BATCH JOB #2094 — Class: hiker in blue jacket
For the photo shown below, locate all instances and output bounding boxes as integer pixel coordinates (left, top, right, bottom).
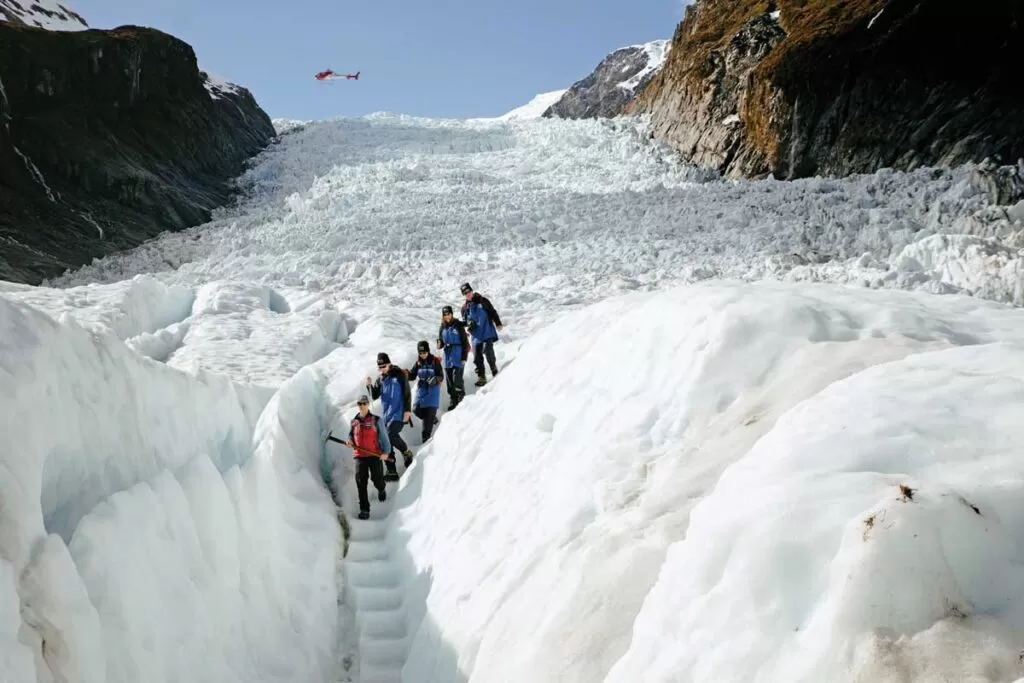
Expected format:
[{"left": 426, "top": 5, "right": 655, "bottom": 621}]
[
  {"left": 365, "top": 352, "right": 413, "bottom": 479},
  {"left": 459, "top": 282, "right": 502, "bottom": 386},
  {"left": 406, "top": 340, "right": 444, "bottom": 442},
  {"left": 436, "top": 305, "right": 470, "bottom": 409}
]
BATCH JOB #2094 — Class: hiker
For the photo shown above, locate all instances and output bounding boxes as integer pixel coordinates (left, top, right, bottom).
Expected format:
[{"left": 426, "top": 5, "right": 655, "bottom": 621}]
[
  {"left": 407, "top": 340, "right": 444, "bottom": 442},
  {"left": 337, "top": 395, "right": 390, "bottom": 520},
  {"left": 436, "top": 304, "right": 470, "bottom": 408},
  {"left": 459, "top": 282, "right": 503, "bottom": 386},
  {"left": 365, "top": 352, "right": 413, "bottom": 479}
]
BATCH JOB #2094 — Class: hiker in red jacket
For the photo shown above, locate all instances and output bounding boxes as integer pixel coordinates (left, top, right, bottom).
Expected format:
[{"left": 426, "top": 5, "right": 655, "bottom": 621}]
[{"left": 342, "top": 394, "right": 392, "bottom": 520}]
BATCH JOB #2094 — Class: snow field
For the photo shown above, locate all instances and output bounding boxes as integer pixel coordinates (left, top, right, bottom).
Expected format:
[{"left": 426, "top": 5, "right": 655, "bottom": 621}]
[
  {"left": 610, "top": 340, "right": 1024, "bottom": 683},
  {"left": 383, "top": 281, "right": 1024, "bottom": 682}
]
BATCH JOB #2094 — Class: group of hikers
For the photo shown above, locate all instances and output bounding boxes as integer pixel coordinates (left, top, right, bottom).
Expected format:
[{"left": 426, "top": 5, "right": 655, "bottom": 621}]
[{"left": 327, "top": 283, "right": 503, "bottom": 519}]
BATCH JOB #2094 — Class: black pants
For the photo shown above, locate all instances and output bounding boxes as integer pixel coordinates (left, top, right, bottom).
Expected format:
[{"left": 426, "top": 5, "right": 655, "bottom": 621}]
[
  {"left": 445, "top": 365, "right": 466, "bottom": 404},
  {"left": 414, "top": 406, "right": 438, "bottom": 441},
  {"left": 473, "top": 340, "right": 498, "bottom": 376},
  {"left": 386, "top": 420, "right": 408, "bottom": 473},
  {"left": 355, "top": 457, "right": 385, "bottom": 513}
]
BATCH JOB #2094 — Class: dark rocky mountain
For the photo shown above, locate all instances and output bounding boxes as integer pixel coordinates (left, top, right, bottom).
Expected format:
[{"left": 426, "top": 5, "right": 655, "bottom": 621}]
[
  {"left": 0, "top": 19, "right": 275, "bottom": 284},
  {"left": 630, "top": 0, "right": 1024, "bottom": 180},
  {"left": 543, "top": 40, "right": 669, "bottom": 119}
]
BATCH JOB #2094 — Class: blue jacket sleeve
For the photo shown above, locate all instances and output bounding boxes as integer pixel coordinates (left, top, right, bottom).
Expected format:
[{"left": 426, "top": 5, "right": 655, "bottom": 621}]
[{"left": 376, "top": 416, "right": 391, "bottom": 454}]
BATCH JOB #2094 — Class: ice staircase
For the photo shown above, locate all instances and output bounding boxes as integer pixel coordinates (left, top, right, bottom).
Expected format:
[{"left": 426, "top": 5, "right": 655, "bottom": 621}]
[{"left": 343, "top": 475, "right": 409, "bottom": 683}]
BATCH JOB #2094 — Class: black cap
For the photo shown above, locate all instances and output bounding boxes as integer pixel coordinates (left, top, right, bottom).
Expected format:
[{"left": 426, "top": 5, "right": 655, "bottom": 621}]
[
  {"left": 442, "top": 305, "right": 453, "bottom": 315},
  {"left": 460, "top": 282, "right": 473, "bottom": 295},
  {"left": 417, "top": 340, "right": 429, "bottom": 353},
  {"left": 377, "top": 352, "right": 390, "bottom": 365}
]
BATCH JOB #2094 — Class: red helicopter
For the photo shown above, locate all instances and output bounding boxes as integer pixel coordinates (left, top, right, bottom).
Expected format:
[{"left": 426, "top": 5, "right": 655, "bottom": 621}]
[{"left": 314, "top": 69, "right": 359, "bottom": 81}]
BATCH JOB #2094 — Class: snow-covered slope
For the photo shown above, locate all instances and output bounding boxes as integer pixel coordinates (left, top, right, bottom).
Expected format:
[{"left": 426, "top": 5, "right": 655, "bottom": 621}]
[
  {"left": 0, "top": 0, "right": 86, "bottom": 30},
  {"left": 4, "top": 112, "right": 1024, "bottom": 683},
  {"left": 202, "top": 71, "right": 243, "bottom": 100},
  {"left": 395, "top": 282, "right": 1024, "bottom": 682},
  {"left": 497, "top": 89, "right": 568, "bottom": 120}
]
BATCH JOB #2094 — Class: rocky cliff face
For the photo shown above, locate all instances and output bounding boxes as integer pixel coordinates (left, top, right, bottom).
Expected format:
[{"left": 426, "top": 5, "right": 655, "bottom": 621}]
[
  {"left": 632, "top": 0, "right": 1024, "bottom": 180},
  {"left": 0, "top": 22, "right": 275, "bottom": 284},
  {"left": 544, "top": 40, "right": 669, "bottom": 119}
]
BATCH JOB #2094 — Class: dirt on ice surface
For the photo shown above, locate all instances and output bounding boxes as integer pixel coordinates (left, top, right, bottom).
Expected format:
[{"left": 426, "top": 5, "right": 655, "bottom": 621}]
[{"left": 4, "top": 112, "right": 1024, "bottom": 683}]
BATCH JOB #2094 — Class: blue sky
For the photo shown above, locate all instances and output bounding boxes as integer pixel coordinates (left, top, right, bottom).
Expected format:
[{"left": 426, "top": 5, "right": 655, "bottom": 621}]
[{"left": 77, "top": 0, "right": 685, "bottom": 121}]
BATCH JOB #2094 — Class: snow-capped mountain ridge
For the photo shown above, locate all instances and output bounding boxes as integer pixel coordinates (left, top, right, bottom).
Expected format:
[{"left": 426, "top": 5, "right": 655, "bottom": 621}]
[
  {"left": 498, "top": 39, "right": 670, "bottom": 120},
  {"left": 0, "top": 0, "right": 86, "bottom": 30},
  {"left": 541, "top": 38, "right": 671, "bottom": 119}
]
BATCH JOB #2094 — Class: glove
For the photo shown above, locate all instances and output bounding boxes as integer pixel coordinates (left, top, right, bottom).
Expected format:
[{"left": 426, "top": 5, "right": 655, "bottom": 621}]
[{"left": 467, "top": 321, "right": 477, "bottom": 333}]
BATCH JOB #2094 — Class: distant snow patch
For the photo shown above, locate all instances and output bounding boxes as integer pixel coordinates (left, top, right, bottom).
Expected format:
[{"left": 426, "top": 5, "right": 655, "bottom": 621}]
[
  {"left": 273, "top": 118, "right": 311, "bottom": 135},
  {"left": 617, "top": 39, "right": 671, "bottom": 92},
  {"left": 497, "top": 89, "right": 568, "bottom": 121},
  {"left": 202, "top": 71, "right": 242, "bottom": 100}
]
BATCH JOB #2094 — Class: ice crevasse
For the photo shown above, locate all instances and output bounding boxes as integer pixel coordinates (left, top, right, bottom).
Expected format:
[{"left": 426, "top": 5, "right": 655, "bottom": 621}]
[{"left": 0, "top": 293, "right": 342, "bottom": 683}]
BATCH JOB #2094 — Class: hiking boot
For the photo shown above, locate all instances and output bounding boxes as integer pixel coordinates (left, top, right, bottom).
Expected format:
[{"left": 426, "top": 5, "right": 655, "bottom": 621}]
[
  {"left": 403, "top": 450, "right": 414, "bottom": 468},
  {"left": 384, "top": 470, "right": 400, "bottom": 482},
  {"left": 448, "top": 400, "right": 457, "bottom": 410},
  {"left": 357, "top": 510, "right": 370, "bottom": 520},
  {"left": 475, "top": 374, "right": 487, "bottom": 387},
  {"left": 378, "top": 489, "right": 387, "bottom": 502}
]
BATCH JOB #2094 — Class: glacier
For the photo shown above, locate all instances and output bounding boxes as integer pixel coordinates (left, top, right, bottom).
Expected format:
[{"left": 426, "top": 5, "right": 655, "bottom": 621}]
[{"left": 3, "top": 111, "right": 1024, "bottom": 683}]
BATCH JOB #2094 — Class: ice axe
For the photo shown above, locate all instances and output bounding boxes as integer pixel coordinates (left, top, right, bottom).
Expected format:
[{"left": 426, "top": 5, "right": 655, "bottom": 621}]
[{"left": 326, "top": 431, "right": 388, "bottom": 460}]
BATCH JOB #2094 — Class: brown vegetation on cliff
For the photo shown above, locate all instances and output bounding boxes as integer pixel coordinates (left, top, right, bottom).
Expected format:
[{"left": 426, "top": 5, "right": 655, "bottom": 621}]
[{"left": 634, "top": 0, "right": 1024, "bottom": 179}]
